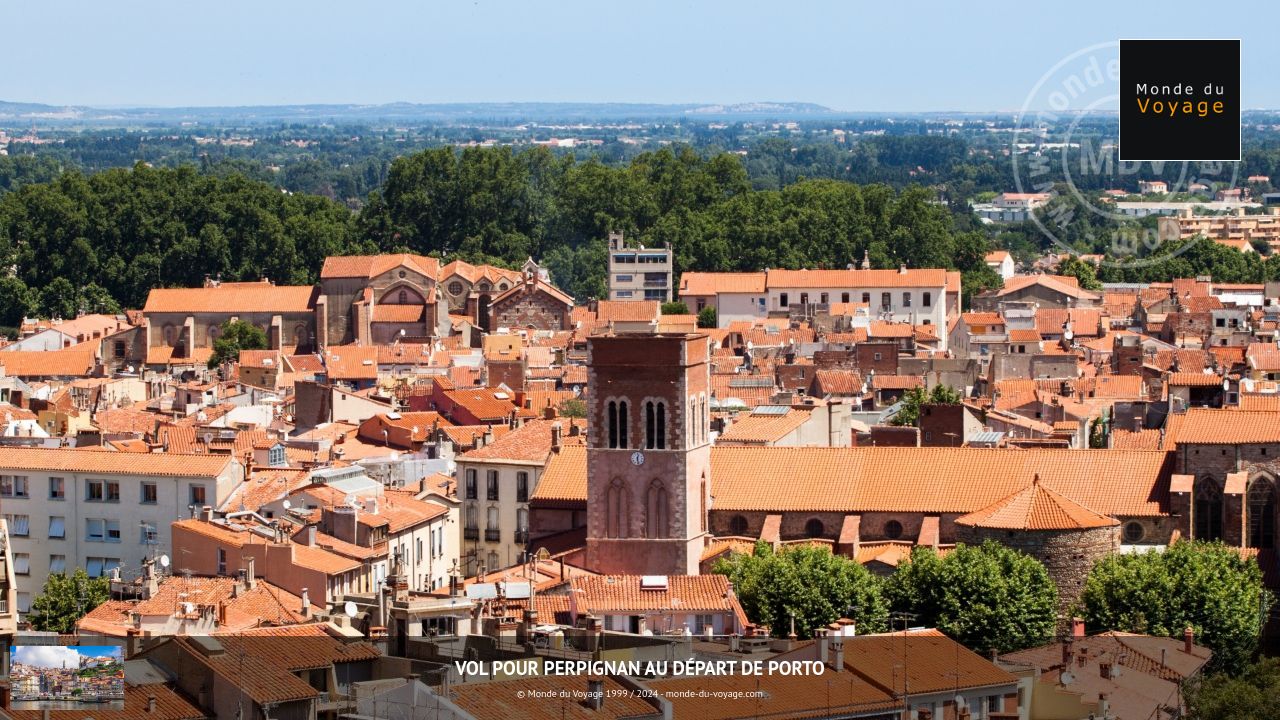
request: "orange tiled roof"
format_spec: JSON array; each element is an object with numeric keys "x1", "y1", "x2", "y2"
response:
[
  {"x1": 1167, "y1": 371, "x2": 1223, "y2": 387},
  {"x1": 766, "y1": 268, "x2": 949, "y2": 289},
  {"x1": 1173, "y1": 408, "x2": 1280, "y2": 444},
  {"x1": 0, "y1": 447, "x2": 232, "y2": 477},
  {"x1": 962, "y1": 312, "x2": 1004, "y2": 326},
  {"x1": 871, "y1": 374, "x2": 924, "y2": 390},
  {"x1": 370, "y1": 304, "x2": 425, "y2": 323},
  {"x1": 459, "y1": 418, "x2": 587, "y2": 462},
  {"x1": 319, "y1": 253, "x2": 439, "y2": 280},
  {"x1": 679, "y1": 272, "x2": 768, "y2": 295},
  {"x1": 1237, "y1": 394, "x2": 1280, "y2": 412},
  {"x1": 571, "y1": 574, "x2": 742, "y2": 614},
  {"x1": 443, "y1": 387, "x2": 519, "y2": 422},
  {"x1": 143, "y1": 282, "x2": 315, "y2": 314},
  {"x1": 998, "y1": 274, "x2": 1099, "y2": 300},
  {"x1": 1110, "y1": 428, "x2": 1163, "y2": 450},
  {"x1": 0, "y1": 347, "x2": 98, "y2": 377},
  {"x1": 718, "y1": 408, "x2": 812, "y2": 444},
  {"x1": 534, "y1": 445, "x2": 1171, "y2": 517},
  {"x1": 813, "y1": 369, "x2": 863, "y2": 396},
  {"x1": 594, "y1": 300, "x2": 661, "y2": 322},
  {"x1": 323, "y1": 346, "x2": 379, "y2": 381},
  {"x1": 955, "y1": 476, "x2": 1119, "y2": 530}
]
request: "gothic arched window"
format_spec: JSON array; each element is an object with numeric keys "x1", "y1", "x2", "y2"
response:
[
  {"x1": 645, "y1": 400, "x2": 666, "y2": 449},
  {"x1": 1195, "y1": 476, "x2": 1224, "y2": 542},
  {"x1": 646, "y1": 480, "x2": 669, "y2": 539},
  {"x1": 1247, "y1": 476, "x2": 1277, "y2": 549},
  {"x1": 606, "y1": 478, "x2": 629, "y2": 539}
]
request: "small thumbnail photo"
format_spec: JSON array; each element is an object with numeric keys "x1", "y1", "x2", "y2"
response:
[{"x1": 10, "y1": 645, "x2": 124, "y2": 710}]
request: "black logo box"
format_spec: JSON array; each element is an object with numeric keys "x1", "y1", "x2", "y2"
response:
[{"x1": 1119, "y1": 39, "x2": 1240, "y2": 162}]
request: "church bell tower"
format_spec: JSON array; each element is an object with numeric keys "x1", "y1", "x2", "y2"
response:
[{"x1": 584, "y1": 330, "x2": 712, "y2": 575}]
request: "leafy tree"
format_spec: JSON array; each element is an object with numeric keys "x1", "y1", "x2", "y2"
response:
[
  {"x1": 29, "y1": 568, "x2": 110, "y2": 634},
  {"x1": 1081, "y1": 541, "x2": 1274, "y2": 673},
  {"x1": 1185, "y1": 657, "x2": 1280, "y2": 720},
  {"x1": 208, "y1": 319, "x2": 268, "y2": 369},
  {"x1": 885, "y1": 542, "x2": 1058, "y2": 653},
  {"x1": 660, "y1": 301, "x2": 689, "y2": 315},
  {"x1": 38, "y1": 277, "x2": 79, "y2": 319},
  {"x1": 557, "y1": 397, "x2": 587, "y2": 418},
  {"x1": 697, "y1": 306, "x2": 717, "y2": 329},
  {"x1": 890, "y1": 383, "x2": 963, "y2": 427},
  {"x1": 714, "y1": 542, "x2": 888, "y2": 639},
  {"x1": 1056, "y1": 255, "x2": 1103, "y2": 290},
  {"x1": 0, "y1": 276, "x2": 34, "y2": 328}
]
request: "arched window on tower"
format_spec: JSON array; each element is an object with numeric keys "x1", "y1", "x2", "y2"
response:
[
  {"x1": 398, "y1": 289, "x2": 409, "y2": 304},
  {"x1": 1194, "y1": 476, "x2": 1224, "y2": 541},
  {"x1": 1247, "y1": 476, "x2": 1277, "y2": 549},
  {"x1": 606, "y1": 478, "x2": 629, "y2": 538},
  {"x1": 646, "y1": 480, "x2": 669, "y2": 539},
  {"x1": 645, "y1": 401, "x2": 666, "y2": 449},
  {"x1": 607, "y1": 401, "x2": 617, "y2": 449},
  {"x1": 618, "y1": 400, "x2": 628, "y2": 448}
]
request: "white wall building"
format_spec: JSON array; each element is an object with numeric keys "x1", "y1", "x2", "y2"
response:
[{"x1": 0, "y1": 448, "x2": 243, "y2": 615}]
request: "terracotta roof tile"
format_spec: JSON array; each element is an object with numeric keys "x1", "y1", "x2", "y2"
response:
[
  {"x1": 143, "y1": 282, "x2": 315, "y2": 314},
  {"x1": 1173, "y1": 408, "x2": 1280, "y2": 444},
  {"x1": 460, "y1": 418, "x2": 586, "y2": 462},
  {"x1": 0, "y1": 447, "x2": 232, "y2": 477},
  {"x1": 679, "y1": 272, "x2": 768, "y2": 295},
  {"x1": 320, "y1": 253, "x2": 440, "y2": 280},
  {"x1": 1110, "y1": 428, "x2": 1164, "y2": 450},
  {"x1": 594, "y1": 300, "x2": 661, "y2": 323},
  {"x1": 323, "y1": 346, "x2": 379, "y2": 381},
  {"x1": 718, "y1": 408, "x2": 812, "y2": 444},
  {"x1": 955, "y1": 476, "x2": 1119, "y2": 530},
  {"x1": 0, "y1": 347, "x2": 97, "y2": 377},
  {"x1": 370, "y1": 304, "x2": 425, "y2": 323},
  {"x1": 767, "y1": 268, "x2": 948, "y2": 289},
  {"x1": 534, "y1": 446, "x2": 1170, "y2": 517},
  {"x1": 570, "y1": 574, "x2": 741, "y2": 614}
]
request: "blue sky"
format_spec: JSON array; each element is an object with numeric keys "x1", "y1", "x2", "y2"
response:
[
  {"x1": 13, "y1": 645, "x2": 121, "y2": 668},
  {"x1": 10, "y1": 0, "x2": 1278, "y2": 110}
]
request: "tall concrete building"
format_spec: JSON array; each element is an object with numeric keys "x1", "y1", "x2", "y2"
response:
[
  {"x1": 606, "y1": 231, "x2": 673, "y2": 302},
  {"x1": 585, "y1": 330, "x2": 712, "y2": 575}
]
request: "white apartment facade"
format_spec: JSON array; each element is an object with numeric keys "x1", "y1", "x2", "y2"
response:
[
  {"x1": 454, "y1": 419, "x2": 572, "y2": 576},
  {"x1": 0, "y1": 448, "x2": 243, "y2": 615},
  {"x1": 680, "y1": 268, "x2": 952, "y2": 345},
  {"x1": 606, "y1": 231, "x2": 673, "y2": 302}
]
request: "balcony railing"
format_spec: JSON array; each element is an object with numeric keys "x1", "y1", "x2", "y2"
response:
[
  {"x1": 464, "y1": 527, "x2": 480, "y2": 541},
  {"x1": 514, "y1": 530, "x2": 529, "y2": 545},
  {"x1": 485, "y1": 528, "x2": 501, "y2": 543}
]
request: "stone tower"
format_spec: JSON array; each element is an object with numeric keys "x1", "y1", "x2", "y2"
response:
[{"x1": 585, "y1": 331, "x2": 712, "y2": 575}]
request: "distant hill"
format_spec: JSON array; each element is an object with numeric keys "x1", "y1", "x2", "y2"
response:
[{"x1": 0, "y1": 100, "x2": 839, "y2": 126}]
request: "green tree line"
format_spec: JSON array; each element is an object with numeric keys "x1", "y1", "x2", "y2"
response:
[{"x1": 0, "y1": 146, "x2": 1001, "y2": 328}]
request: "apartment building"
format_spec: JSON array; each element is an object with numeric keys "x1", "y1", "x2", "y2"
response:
[
  {"x1": 455, "y1": 418, "x2": 584, "y2": 575},
  {"x1": 679, "y1": 267, "x2": 953, "y2": 344},
  {"x1": 1157, "y1": 206, "x2": 1280, "y2": 251},
  {"x1": 606, "y1": 231, "x2": 673, "y2": 302},
  {"x1": 0, "y1": 448, "x2": 243, "y2": 614}
]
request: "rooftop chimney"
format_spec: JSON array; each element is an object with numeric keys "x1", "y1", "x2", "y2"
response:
[
  {"x1": 551, "y1": 422, "x2": 562, "y2": 453},
  {"x1": 305, "y1": 525, "x2": 317, "y2": 547},
  {"x1": 1062, "y1": 637, "x2": 1074, "y2": 665},
  {"x1": 1184, "y1": 626, "x2": 1195, "y2": 654},
  {"x1": 1072, "y1": 617, "x2": 1085, "y2": 638},
  {"x1": 1098, "y1": 692, "x2": 1110, "y2": 718},
  {"x1": 201, "y1": 505, "x2": 213, "y2": 522},
  {"x1": 586, "y1": 678, "x2": 604, "y2": 710},
  {"x1": 244, "y1": 558, "x2": 256, "y2": 590},
  {"x1": 301, "y1": 588, "x2": 310, "y2": 618},
  {"x1": 146, "y1": 695, "x2": 157, "y2": 714}
]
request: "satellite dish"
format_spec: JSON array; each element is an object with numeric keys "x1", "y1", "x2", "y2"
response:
[
  {"x1": 159, "y1": 554, "x2": 170, "y2": 569},
  {"x1": 282, "y1": 500, "x2": 292, "y2": 510},
  {"x1": 181, "y1": 602, "x2": 195, "y2": 614},
  {"x1": 344, "y1": 601, "x2": 358, "y2": 618},
  {"x1": 1063, "y1": 330, "x2": 1074, "y2": 341}
]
